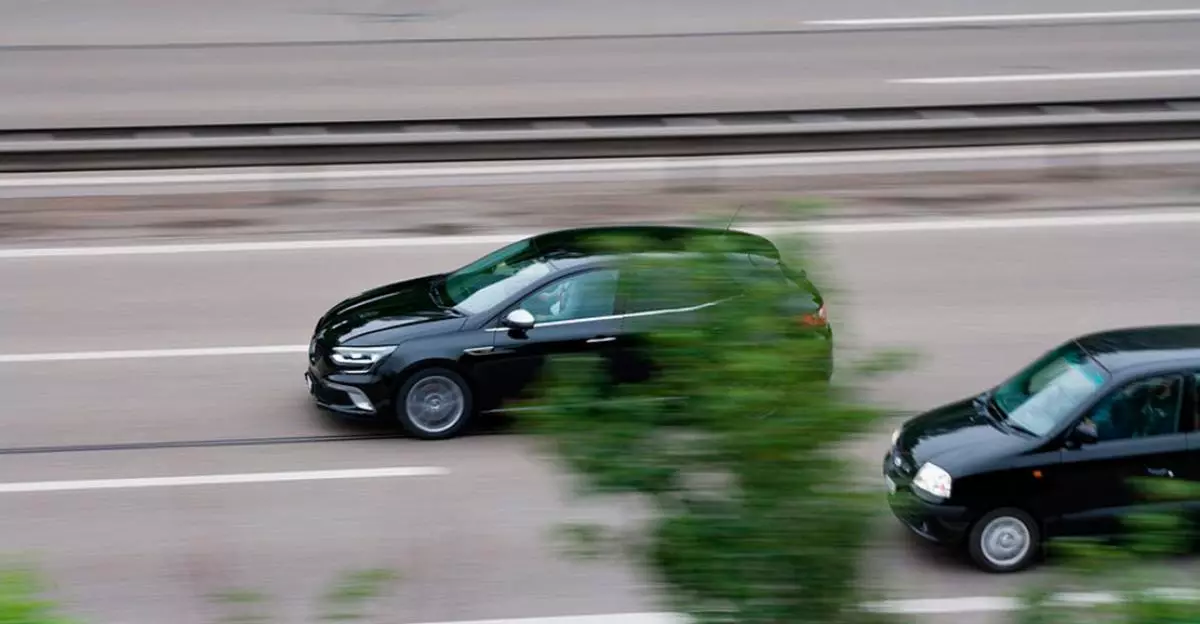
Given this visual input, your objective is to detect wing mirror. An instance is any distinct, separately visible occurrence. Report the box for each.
[503,309,535,331]
[1068,420,1099,447]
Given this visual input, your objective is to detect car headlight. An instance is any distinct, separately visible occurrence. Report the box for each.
[912,462,952,499]
[330,346,396,372]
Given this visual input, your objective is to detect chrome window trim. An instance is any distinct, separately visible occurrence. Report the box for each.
[484,297,732,332]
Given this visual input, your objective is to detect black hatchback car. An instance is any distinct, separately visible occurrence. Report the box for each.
[884,325,1200,573]
[306,225,830,440]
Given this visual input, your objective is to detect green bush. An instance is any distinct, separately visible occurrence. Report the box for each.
[1017,478,1200,624]
[520,224,911,623]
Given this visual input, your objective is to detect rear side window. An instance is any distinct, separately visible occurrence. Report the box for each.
[621,265,717,314]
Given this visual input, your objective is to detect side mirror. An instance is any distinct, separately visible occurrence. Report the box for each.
[1068,420,1099,447]
[502,309,535,331]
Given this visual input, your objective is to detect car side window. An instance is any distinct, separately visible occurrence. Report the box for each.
[1084,374,1185,442]
[622,266,716,314]
[515,269,619,323]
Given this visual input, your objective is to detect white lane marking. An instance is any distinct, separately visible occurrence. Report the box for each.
[864,588,1200,613]
[0,234,532,258]
[4,140,1200,190]
[5,209,1200,260]
[807,9,1200,27]
[798,210,1200,233]
[0,345,307,363]
[0,467,448,494]
[893,68,1200,84]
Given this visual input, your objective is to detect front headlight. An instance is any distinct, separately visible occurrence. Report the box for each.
[912,462,952,499]
[330,346,396,372]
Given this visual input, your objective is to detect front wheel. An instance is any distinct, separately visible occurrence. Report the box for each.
[395,367,474,440]
[967,507,1041,573]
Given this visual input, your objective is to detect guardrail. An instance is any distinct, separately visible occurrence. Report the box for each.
[3,98,1200,172]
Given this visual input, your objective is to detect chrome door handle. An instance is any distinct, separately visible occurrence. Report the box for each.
[586,337,616,344]
[1147,468,1175,478]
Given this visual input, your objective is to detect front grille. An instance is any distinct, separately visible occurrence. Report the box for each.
[888,445,915,477]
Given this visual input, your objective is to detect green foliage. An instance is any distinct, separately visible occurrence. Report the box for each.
[521,226,910,623]
[316,569,399,622]
[0,566,75,624]
[1018,478,1200,624]
[210,589,271,624]
[206,568,400,623]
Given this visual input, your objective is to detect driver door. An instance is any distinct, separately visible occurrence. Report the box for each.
[476,268,625,405]
[1049,372,1193,538]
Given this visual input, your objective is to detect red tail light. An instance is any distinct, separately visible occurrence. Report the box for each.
[798,304,827,327]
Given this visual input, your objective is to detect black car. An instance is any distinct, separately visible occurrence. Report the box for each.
[884,325,1200,573]
[306,225,831,440]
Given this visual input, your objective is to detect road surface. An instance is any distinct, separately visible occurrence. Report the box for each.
[4,209,1200,623]
[3,0,1200,128]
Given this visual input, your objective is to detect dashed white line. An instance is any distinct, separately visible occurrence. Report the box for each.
[807,9,1200,27]
[0,467,449,494]
[893,68,1200,84]
[0,345,307,363]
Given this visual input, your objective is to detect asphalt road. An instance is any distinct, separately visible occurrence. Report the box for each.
[4,213,1200,623]
[3,0,1200,128]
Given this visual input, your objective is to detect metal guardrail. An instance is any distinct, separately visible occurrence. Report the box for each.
[2,98,1200,172]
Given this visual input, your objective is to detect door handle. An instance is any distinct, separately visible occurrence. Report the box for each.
[1147,467,1175,478]
[586,336,616,344]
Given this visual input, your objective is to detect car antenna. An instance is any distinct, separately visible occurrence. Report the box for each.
[722,205,745,235]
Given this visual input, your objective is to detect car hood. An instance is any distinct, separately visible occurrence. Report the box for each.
[897,396,1031,474]
[316,274,465,345]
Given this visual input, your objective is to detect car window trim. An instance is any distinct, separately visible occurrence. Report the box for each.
[484,296,734,332]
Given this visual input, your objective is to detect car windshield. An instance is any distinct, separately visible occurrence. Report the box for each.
[991,342,1109,436]
[440,239,554,315]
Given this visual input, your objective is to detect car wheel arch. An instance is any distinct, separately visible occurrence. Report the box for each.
[394,358,479,397]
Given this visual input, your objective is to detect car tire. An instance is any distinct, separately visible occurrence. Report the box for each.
[394,367,474,440]
[967,507,1041,573]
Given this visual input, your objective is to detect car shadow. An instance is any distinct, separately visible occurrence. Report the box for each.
[303,402,517,440]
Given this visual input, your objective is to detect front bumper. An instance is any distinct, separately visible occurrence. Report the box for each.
[882,454,970,545]
[305,369,383,420]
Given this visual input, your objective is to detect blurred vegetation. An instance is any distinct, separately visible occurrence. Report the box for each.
[520,221,912,624]
[0,565,398,624]
[0,567,75,624]
[1015,478,1200,624]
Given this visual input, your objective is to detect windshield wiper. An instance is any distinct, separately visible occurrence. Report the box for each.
[428,278,448,308]
[983,396,1037,436]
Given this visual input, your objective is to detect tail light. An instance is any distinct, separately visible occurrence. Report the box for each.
[798,304,828,327]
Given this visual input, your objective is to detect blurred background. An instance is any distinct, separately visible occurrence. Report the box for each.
[3,1,1200,622]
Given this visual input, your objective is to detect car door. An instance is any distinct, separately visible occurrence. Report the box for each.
[1049,372,1193,538]
[474,267,625,405]
[1179,372,1200,524]
[612,263,717,384]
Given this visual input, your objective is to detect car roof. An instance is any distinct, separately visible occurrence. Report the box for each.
[530,225,779,259]
[1074,324,1200,372]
